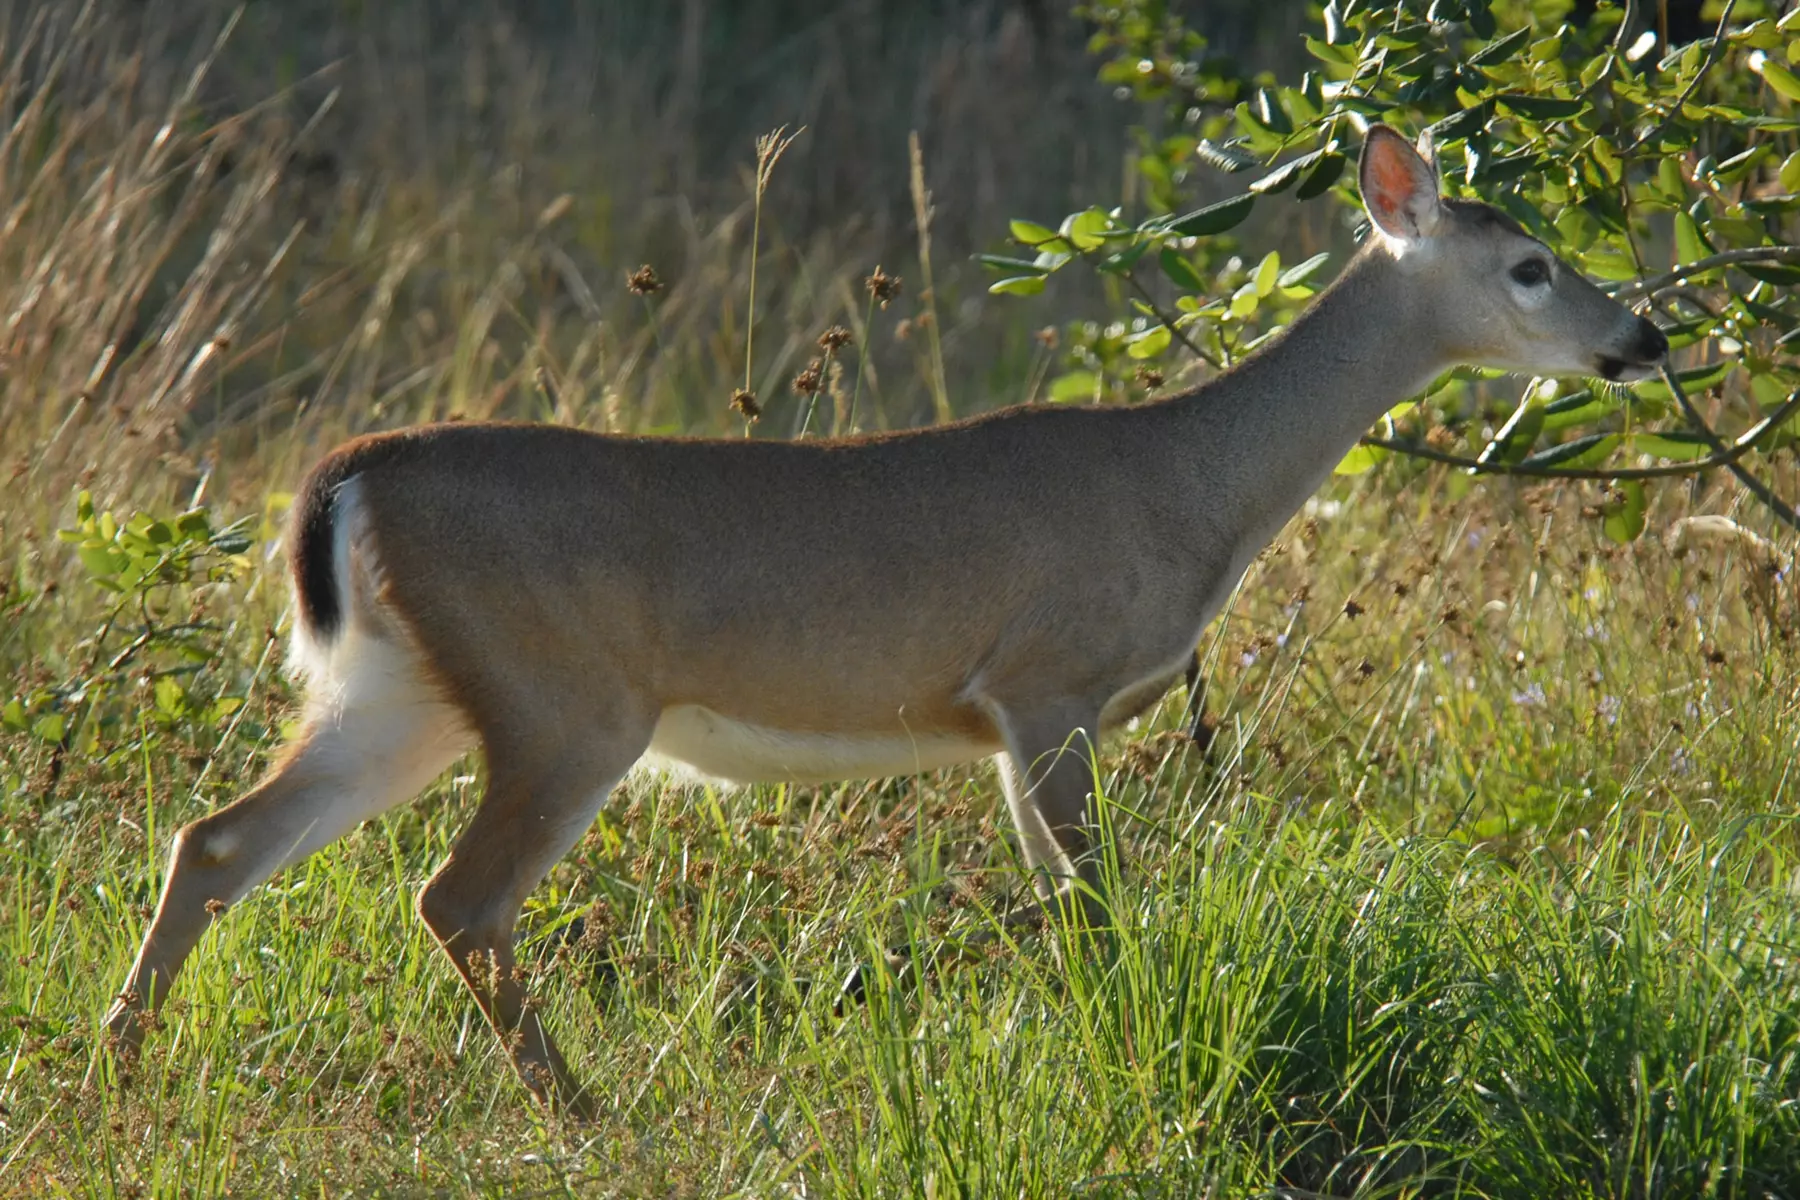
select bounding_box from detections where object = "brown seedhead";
[626,264,663,295]
[865,266,902,307]
[818,325,853,352]
[729,389,761,422]
[1343,599,1365,618]
[1134,365,1165,390]
[792,358,824,396]
[203,897,226,916]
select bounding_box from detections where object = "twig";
[1360,385,1800,481]
[1607,245,1800,300]
[1122,272,1223,370]
[1660,362,1800,531]
[1621,0,1738,155]
[1015,230,1224,371]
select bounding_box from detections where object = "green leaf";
[1519,432,1620,469]
[1158,249,1207,292]
[1657,155,1687,201]
[1632,360,1736,403]
[1742,263,1800,285]
[1229,283,1260,319]
[154,676,186,716]
[1127,326,1172,359]
[1305,35,1353,64]
[1166,193,1254,237]
[1061,208,1114,252]
[78,545,126,578]
[1631,431,1714,461]
[989,275,1046,296]
[1194,139,1257,174]
[1048,371,1101,403]
[1322,0,1348,44]
[1674,211,1712,265]
[1096,241,1152,275]
[978,254,1049,274]
[1253,87,1292,135]
[1277,251,1330,288]
[1469,26,1531,66]
[2,698,26,730]
[1295,151,1347,199]
[1756,56,1800,103]
[1427,104,1491,144]
[1540,388,1617,432]
[1335,443,1388,475]
[1009,220,1061,248]
[1251,153,1316,195]
[1467,0,1497,39]
[1602,480,1646,543]
[1494,93,1585,121]
[1478,398,1546,465]
[1253,251,1280,298]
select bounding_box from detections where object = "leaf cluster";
[993,0,1800,541]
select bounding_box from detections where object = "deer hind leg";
[103,631,470,1050]
[415,710,655,1120]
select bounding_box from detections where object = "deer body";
[103,127,1667,1115]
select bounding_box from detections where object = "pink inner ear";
[1368,142,1417,219]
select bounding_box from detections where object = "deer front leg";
[993,703,1110,929]
[415,724,650,1120]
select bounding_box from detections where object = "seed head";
[792,358,824,395]
[1134,365,1165,390]
[729,388,761,421]
[865,266,902,307]
[818,325,853,352]
[626,264,663,295]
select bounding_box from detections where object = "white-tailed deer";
[102,126,1667,1115]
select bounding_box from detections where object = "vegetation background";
[2,0,1799,1195]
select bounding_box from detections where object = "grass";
[4,3,1800,1197]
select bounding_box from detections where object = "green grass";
[4,3,1800,1197]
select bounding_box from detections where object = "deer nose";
[1635,317,1669,363]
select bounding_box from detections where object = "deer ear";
[1360,124,1444,242]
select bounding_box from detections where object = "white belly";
[645,704,1000,785]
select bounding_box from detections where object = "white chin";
[1597,361,1659,384]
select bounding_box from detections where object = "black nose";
[1635,317,1669,362]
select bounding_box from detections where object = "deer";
[100,125,1668,1116]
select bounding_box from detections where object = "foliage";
[994,0,1800,543]
[4,495,257,801]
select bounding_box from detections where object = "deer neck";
[1165,246,1445,547]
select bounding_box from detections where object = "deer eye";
[1510,259,1550,287]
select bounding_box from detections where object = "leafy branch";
[985,0,1800,544]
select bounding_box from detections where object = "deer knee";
[172,812,243,873]
[416,866,504,951]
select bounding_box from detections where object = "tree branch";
[1659,363,1800,531]
[1607,246,1800,300]
[1360,385,1800,482]
[1620,0,1738,156]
